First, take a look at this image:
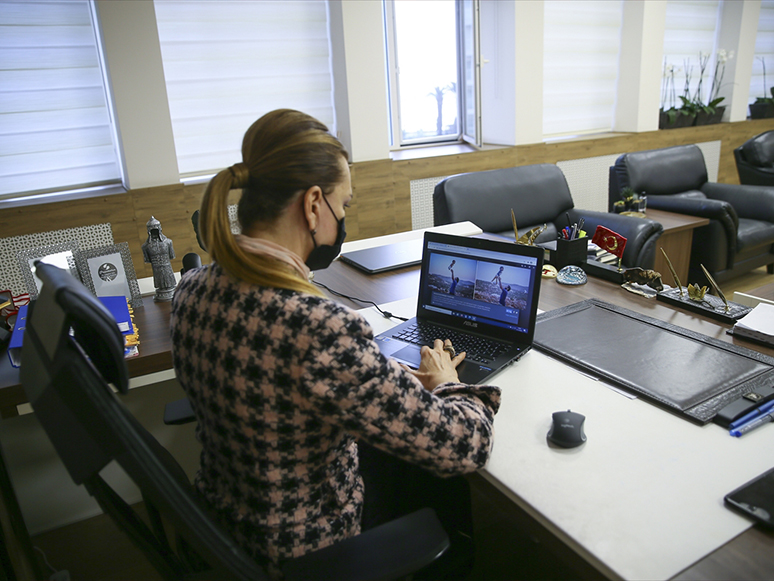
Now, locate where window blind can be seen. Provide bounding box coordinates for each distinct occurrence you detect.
[661,0,720,110]
[543,0,623,138]
[154,0,336,177]
[750,0,774,104]
[0,0,121,200]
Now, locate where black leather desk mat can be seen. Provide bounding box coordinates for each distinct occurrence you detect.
[534,299,774,424]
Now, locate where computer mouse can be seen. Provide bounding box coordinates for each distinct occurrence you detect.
[547,410,586,448]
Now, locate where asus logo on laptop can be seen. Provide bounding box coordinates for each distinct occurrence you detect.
[463,321,478,328]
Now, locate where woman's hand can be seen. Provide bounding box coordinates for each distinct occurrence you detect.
[404,339,466,390]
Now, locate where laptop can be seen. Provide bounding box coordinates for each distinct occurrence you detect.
[375,232,544,384]
[339,238,423,274]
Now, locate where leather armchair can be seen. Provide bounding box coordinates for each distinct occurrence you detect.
[734,130,774,186]
[610,144,774,283]
[433,163,663,269]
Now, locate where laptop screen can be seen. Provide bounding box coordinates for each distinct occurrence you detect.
[417,233,543,339]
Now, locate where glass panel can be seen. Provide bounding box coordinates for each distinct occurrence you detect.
[155,0,335,176]
[392,0,459,144]
[661,0,720,110]
[543,0,624,137]
[0,0,121,198]
[751,0,774,104]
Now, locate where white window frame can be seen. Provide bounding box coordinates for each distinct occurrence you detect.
[384,0,480,149]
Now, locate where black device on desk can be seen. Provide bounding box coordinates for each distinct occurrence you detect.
[725,466,774,528]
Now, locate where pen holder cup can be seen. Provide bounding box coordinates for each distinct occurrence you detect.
[550,237,588,270]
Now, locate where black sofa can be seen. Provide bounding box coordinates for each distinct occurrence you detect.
[610,144,774,283]
[433,163,663,269]
[734,130,774,186]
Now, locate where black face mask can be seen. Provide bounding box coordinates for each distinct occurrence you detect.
[306,195,347,271]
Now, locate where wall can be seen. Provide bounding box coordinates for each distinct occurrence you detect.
[3,120,773,275]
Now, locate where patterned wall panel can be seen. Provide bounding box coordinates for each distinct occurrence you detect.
[0,224,114,296]
[409,176,447,230]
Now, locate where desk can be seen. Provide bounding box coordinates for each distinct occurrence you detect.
[646,209,710,284]
[2,235,773,580]
[0,300,172,419]
[316,258,774,581]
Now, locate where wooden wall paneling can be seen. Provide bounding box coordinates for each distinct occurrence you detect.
[5,120,774,258]
[0,193,134,239]
[350,160,398,239]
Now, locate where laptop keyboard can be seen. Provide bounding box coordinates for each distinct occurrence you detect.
[391,322,514,364]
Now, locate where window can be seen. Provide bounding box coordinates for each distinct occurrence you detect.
[750,0,774,104]
[154,0,336,177]
[543,0,624,138]
[661,0,720,111]
[384,0,479,147]
[0,0,121,200]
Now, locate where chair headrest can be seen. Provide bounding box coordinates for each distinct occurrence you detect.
[434,164,574,231]
[614,144,707,196]
[33,262,129,393]
[741,131,774,168]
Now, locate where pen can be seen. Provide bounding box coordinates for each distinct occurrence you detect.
[728,400,774,430]
[566,212,572,229]
[730,411,774,437]
[578,218,585,236]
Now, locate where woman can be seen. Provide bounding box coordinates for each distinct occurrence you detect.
[170,109,501,577]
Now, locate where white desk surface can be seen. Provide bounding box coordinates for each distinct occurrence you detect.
[359,297,774,581]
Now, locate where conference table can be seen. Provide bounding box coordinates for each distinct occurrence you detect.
[1,224,773,580]
[312,236,774,581]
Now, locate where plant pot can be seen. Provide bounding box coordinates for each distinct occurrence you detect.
[694,106,725,126]
[659,109,695,129]
[750,102,774,119]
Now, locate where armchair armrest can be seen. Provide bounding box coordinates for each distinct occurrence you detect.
[646,194,738,260]
[701,182,774,223]
[566,209,663,268]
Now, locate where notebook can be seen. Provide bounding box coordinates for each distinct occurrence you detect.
[339,238,424,274]
[374,232,544,384]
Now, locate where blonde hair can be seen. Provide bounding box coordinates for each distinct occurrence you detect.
[199,109,349,295]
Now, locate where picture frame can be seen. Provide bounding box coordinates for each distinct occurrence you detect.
[17,240,85,301]
[80,242,144,308]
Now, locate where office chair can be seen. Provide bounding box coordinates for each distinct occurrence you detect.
[735,130,774,186]
[610,144,774,283]
[20,263,450,581]
[434,163,663,268]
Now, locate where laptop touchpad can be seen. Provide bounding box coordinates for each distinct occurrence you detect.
[392,345,423,369]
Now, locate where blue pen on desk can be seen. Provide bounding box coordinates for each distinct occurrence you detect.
[730,411,774,437]
[729,400,774,430]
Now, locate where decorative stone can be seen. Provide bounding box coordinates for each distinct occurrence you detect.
[542,264,558,279]
[556,265,587,286]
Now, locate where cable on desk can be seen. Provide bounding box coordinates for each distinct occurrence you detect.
[313,281,409,321]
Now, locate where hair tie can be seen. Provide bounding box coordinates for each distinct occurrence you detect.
[229,162,251,189]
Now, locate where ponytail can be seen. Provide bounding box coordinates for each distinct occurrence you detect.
[199,164,323,296]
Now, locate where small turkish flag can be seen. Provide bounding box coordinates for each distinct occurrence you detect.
[592,226,627,259]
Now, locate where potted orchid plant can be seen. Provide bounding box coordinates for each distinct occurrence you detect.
[750,57,774,119]
[659,61,694,129]
[660,50,732,129]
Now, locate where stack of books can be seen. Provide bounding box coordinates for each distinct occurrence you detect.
[731,302,774,346]
[7,296,140,367]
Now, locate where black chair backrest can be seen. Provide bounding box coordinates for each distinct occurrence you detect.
[740,130,774,168]
[21,263,267,580]
[612,144,708,197]
[433,163,574,231]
